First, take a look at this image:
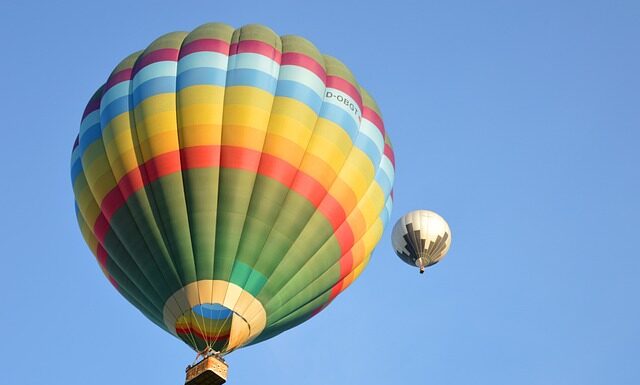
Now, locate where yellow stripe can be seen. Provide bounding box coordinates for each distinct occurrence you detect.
[221,124,267,150]
[101,113,139,181]
[262,134,306,165]
[224,86,274,111]
[73,176,102,234]
[270,96,318,129]
[177,85,225,148]
[327,178,357,213]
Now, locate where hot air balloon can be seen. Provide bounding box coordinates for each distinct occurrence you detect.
[391,210,451,274]
[70,22,395,383]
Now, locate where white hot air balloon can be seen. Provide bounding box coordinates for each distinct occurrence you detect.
[391,210,452,274]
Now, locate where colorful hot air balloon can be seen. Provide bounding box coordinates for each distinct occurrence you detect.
[391,210,451,274]
[70,23,395,359]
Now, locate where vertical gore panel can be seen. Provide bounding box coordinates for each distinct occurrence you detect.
[213,25,282,285]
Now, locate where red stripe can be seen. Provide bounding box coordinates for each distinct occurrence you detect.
[327,76,363,112]
[132,48,180,76]
[94,145,358,261]
[334,225,355,257]
[290,172,327,208]
[329,277,345,301]
[105,68,133,92]
[82,90,102,120]
[176,327,230,342]
[101,186,126,221]
[179,38,230,58]
[96,244,109,269]
[329,253,361,302]
[311,302,330,318]
[258,152,297,187]
[96,245,118,289]
[363,107,385,138]
[317,195,346,232]
[143,150,182,182]
[181,145,221,170]
[384,144,395,168]
[118,169,144,204]
[281,52,326,81]
[221,146,261,170]
[94,212,111,243]
[230,40,282,63]
[100,150,181,222]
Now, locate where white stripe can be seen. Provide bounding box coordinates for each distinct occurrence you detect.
[227,53,279,78]
[380,158,394,185]
[80,110,100,136]
[359,119,384,152]
[132,61,177,90]
[324,87,362,122]
[177,51,229,73]
[279,65,325,97]
[100,81,130,110]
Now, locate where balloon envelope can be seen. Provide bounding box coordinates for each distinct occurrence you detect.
[391,210,451,271]
[70,23,395,354]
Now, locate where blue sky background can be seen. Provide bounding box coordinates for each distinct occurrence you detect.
[1,1,639,384]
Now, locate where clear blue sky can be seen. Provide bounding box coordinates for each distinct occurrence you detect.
[1,1,639,384]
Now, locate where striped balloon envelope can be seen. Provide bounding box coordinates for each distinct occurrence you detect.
[70,23,395,355]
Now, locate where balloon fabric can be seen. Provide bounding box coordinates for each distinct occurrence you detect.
[70,23,395,354]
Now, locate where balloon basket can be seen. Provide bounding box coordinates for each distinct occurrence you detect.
[185,355,228,385]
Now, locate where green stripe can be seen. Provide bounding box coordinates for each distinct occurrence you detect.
[75,211,165,329]
[256,210,341,307]
[266,262,341,323]
[213,169,257,282]
[183,22,234,45]
[181,168,220,281]
[253,289,332,344]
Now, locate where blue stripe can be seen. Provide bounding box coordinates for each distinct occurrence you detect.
[226,68,277,93]
[380,197,393,227]
[375,169,393,197]
[319,103,358,140]
[78,123,101,154]
[71,159,83,182]
[193,304,233,320]
[276,80,323,113]
[355,135,382,167]
[100,96,129,128]
[176,67,227,90]
[132,76,176,107]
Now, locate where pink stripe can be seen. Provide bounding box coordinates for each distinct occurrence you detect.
[94,213,110,243]
[384,144,395,168]
[132,48,179,76]
[179,38,230,58]
[230,40,282,63]
[105,68,133,92]
[363,107,385,137]
[326,76,363,111]
[96,245,118,289]
[333,223,355,256]
[281,52,326,81]
[82,91,102,120]
[96,244,109,269]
